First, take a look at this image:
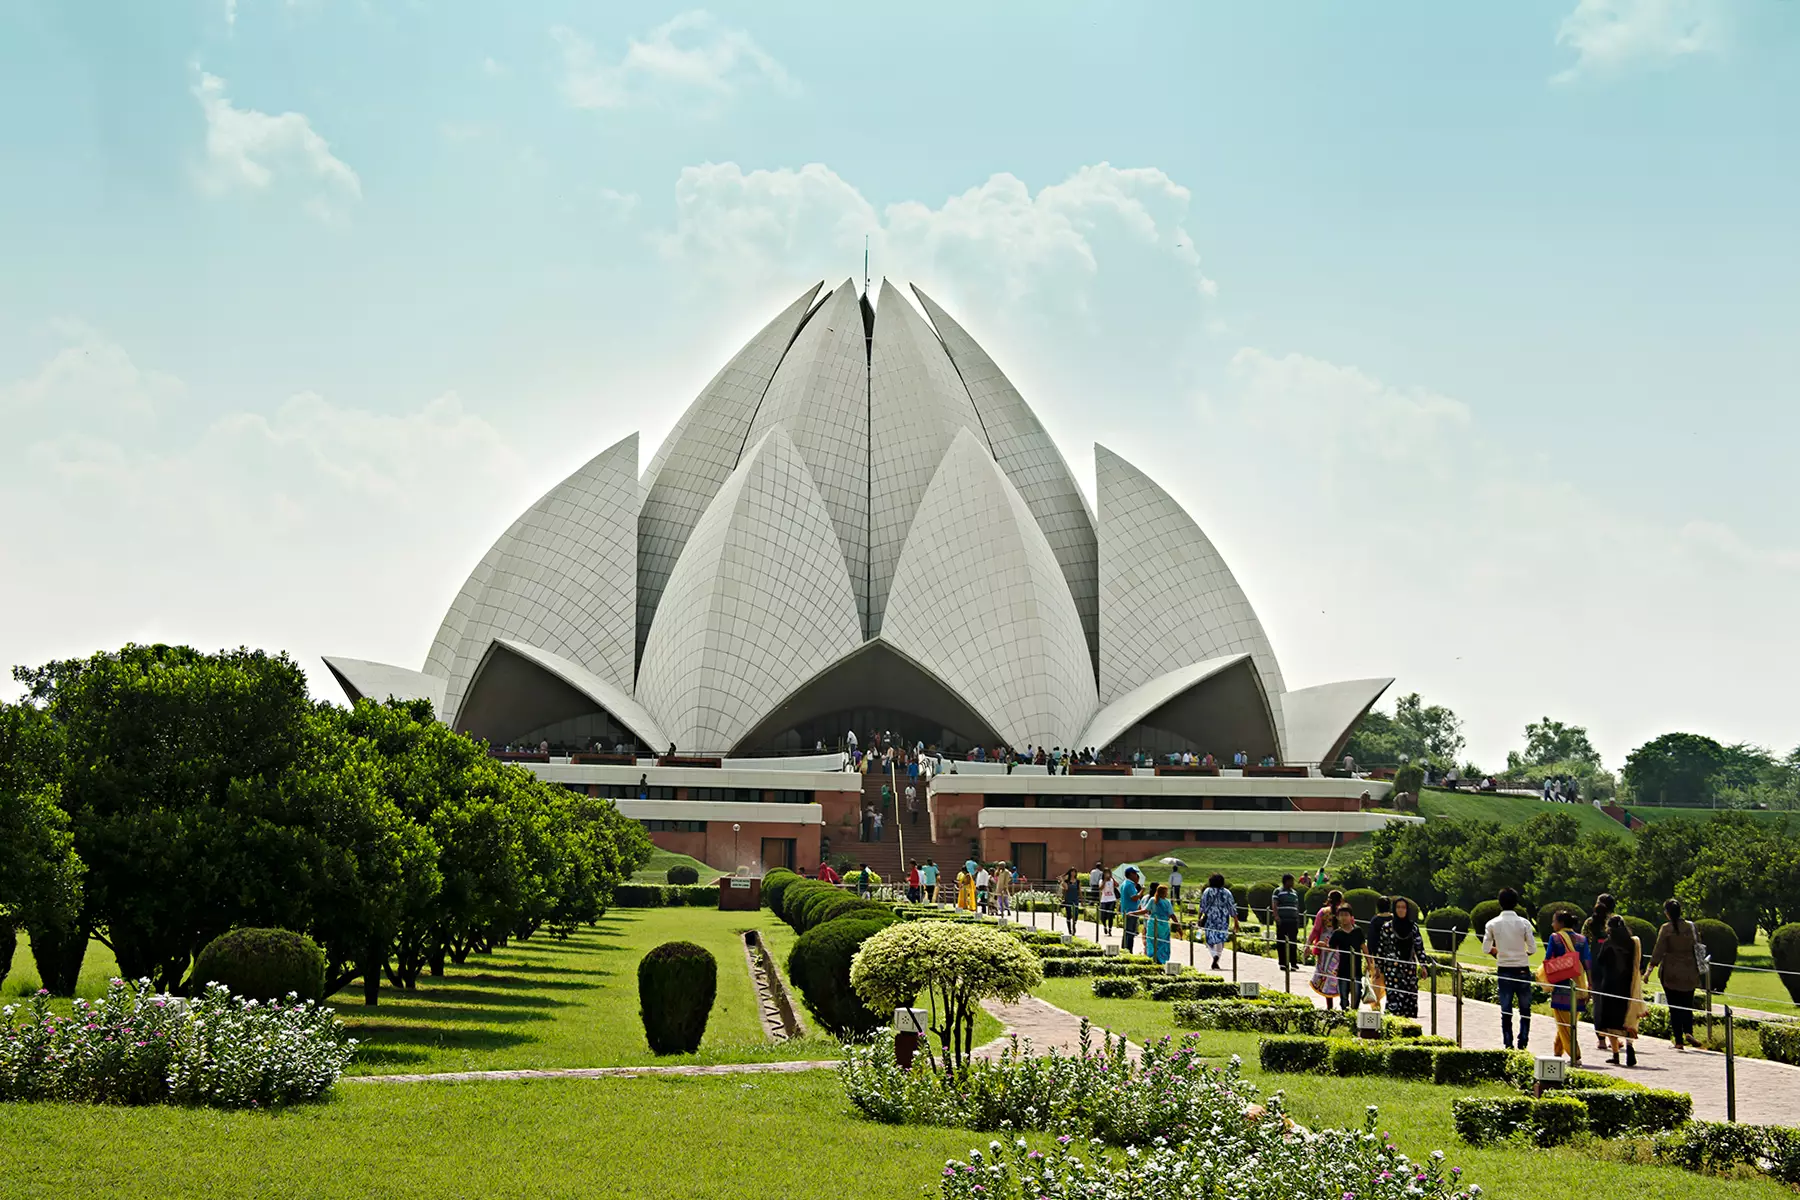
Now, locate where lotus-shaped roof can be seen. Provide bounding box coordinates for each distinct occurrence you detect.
[325,280,1389,763]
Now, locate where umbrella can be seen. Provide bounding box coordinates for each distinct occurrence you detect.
[1159,856,1186,868]
[1111,862,1142,883]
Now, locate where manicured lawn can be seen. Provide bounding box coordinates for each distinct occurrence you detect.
[1033,978,1794,1200]
[633,848,732,882]
[1419,788,1629,836]
[0,1070,983,1200]
[1,933,122,1002]
[1098,845,1370,889]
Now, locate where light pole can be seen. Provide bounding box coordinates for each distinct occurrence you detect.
[1079,829,1092,942]
[732,822,741,871]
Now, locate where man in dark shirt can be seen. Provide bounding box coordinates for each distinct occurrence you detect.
[1328,904,1366,1010]
[1272,874,1304,971]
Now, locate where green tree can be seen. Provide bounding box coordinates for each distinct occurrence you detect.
[1675,816,1800,940]
[850,921,1042,1069]
[1356,818,1474,909]
[1507,717,1604,772]
[0,703,84,963]
[1343,692,1465,765]
[1622,732,1726,808]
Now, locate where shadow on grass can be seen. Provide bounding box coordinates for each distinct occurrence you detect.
[338,1002,555,1026]
[346,1045,432,1068]
[341,1022,539,1054]
[393,986,574,1009]
[457,972,602,992]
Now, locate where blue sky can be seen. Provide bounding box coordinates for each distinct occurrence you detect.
[2,0,1795,769]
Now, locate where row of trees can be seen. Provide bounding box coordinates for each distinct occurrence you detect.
[0,645,652,1003]
[1345,808,1800,940]
[1345,693,1799,810]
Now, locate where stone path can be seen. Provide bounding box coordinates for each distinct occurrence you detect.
[1010,907,1800,1127]
[347,1060,838,1085]
[976,994,1139,1061]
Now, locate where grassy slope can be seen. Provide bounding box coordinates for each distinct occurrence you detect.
[1032,978,1793,1200]
[1628,806,1795,828]
[632,848,733,882]
[1418,788,1628,836]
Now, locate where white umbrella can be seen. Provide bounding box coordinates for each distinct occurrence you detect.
[1111,862,1143,883]
[1159,856,1185,868]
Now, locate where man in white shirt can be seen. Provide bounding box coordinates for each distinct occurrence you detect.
[1088,863,1104,898]
[1169,867,1184,901]
[1481,886,1538,1050]
[975,866,992,914]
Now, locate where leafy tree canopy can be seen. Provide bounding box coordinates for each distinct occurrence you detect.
[1622,732,1726,807]
[1506,717,1603,772]
[1343,692,1465,766]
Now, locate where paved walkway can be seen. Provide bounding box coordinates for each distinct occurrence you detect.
[1004,908,1800,1126]
[347,1060,838,1084]
[977,994,1139,1061]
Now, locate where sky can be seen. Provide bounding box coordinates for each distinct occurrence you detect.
[1,0,1796,771]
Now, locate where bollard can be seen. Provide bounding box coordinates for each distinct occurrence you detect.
[1429,959,1438,1037]
[1453,960,1464,1048]
[1232,935,1238,983]
[1725,1005,1736,1122]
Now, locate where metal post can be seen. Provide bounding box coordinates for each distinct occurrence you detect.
[1725,1005,1736,1122]
[1453,959,1464,1048]
[1232,933,1239,982]
[1706,978,1715,1044]
[1430,959,1438,1037]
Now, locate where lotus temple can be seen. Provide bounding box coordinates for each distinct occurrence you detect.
[324,279,1409,878]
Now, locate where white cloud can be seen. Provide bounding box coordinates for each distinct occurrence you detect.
[0,320,184,421]
[481,56,507,78]
[191,70,362,218]
[653,161,1214,312]
[1554,0,1723,81]
[224,0,237,30]
[553,11,796,112]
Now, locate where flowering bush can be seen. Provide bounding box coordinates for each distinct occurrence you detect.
[938,1110,1480,1200]
[850,922,1042,1067]
[1,978,355,1107]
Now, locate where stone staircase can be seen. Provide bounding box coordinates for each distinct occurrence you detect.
[835,769,971,891]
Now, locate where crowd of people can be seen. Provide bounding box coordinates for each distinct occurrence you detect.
[835,727,1276,778]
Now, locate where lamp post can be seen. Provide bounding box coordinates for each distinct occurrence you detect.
[1080,829,1092,942]
[732,822,741,871]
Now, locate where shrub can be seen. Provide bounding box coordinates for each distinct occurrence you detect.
[191,927,326,1003]
[1246,880,1276,921]
[1770,924,1800,1004]
[612,883,721,908]
[1531,1096,1590,1146]
[1258,1035,1330,1074]
[665,864,700,885]
[1621,914,1658,952]
[1567,1087,1691,1137]
[0,979,353,1107]
[1303,885,1335,915]
[1343,888,1381,923]
[1039,957,1160,978]
[1655,1121,1800,1187]
[1091,976,1141,999]
[1470,900,1501,940]
[850,921,1042,1067]
[1425,907,1470,954]
[1173,997,1328,1036]
[781,879,831,929]
[1386,1043,1437,1079]
[1453,1096,1586,1147]
[637,941,717,1055]
[1146,977,1239,1002]
[787,917,892,1037]
[1432,1048,1510,1086]
[1760,1021,1800,1066]
[1724,907,1759,947]
[1326,1039,1388,1076]
[1535,900,1587,942]
[760,868,799,914]
[1385,1016,1424,1039]
[1393,763,1425,797]
[1693,918,1738,991]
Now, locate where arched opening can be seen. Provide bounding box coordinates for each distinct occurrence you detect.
[456,641,657,753]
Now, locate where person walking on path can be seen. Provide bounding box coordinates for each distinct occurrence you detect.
[1272,875,1304,973]
[1328,903,1367,1009]
[1593,914,1645,1066]
[1060,869,1082,935]
[1119,868,1144,955]
[855,863,874,898]
[1375,897,1426,1018]
[871,809,884,842]
[1482,887,1537,1051]
[1088,862,1105,903]
[1144,883,1177,964]
[1366,896,1393,1007]
[1539,907,1589,1067]
[921,859,939,904]
[1169,866,1185,901]
[993,863,1013,917]
[905,783,919,826]
[1099,874,1118,934]
[1197,873,1237,971]
[956,868,976,912]
[906,860,922,904]
[1307,889,1344,967]
[1582,893,1618,1053]
[1647,898,1706,1051]
[975,864,992,915]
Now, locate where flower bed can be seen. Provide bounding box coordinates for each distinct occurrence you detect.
[1,979,355,1107]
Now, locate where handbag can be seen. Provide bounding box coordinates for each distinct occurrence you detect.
[1690,921,1711,982]
[1542,931,1582,984]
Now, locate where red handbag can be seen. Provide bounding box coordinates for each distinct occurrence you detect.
[1542,932,1582,983]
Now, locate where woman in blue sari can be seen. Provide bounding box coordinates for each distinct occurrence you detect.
[1145,884,1176,964]
[1198,873,1238,972]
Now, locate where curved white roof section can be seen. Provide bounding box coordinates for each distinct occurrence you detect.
[883,428,1098,750]
[433,431,640,728]
[636,427,864,752]
[487,638,671,751]
[1095,444,1287,749]
[321,656,448,714]
[1077,654,1254,753]
[866,279,989,636]
[637,282,823,662]
[1280,677,1394,765]
[742,282,872,632]
[912,284,1099,668]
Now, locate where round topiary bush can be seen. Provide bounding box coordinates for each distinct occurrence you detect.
[1246,880,1277,922]
[787,916,893,1036]
[1770,923,1800,1004]
[191,927,326,1002]
[761,868,799,914]
[1343,889,1382,923]
[1425,906,1471,955]
[1536,901,1587,943]
[781,880,831,930]
[1622,915,1659,955]
[800,888,876,933]
[665,864,700,885]
[1470,900,1502,940]
[1693,919,1739,992]
[638,941,717,1055]
[1303,885,1337,915]
[1723,908,1759,948]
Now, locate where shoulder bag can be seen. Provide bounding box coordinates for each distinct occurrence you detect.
[1542,931,1583,983]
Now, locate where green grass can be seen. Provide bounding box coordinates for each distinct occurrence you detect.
[1418,788,1629,836]
[0,1070,985,1200]
[632,848,732,883]
[1112,845,1369,888]
[1627,806,1796,828]
[1,933,122,1002]
[1032,977,1793,1200]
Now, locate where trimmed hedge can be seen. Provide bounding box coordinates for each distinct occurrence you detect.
[1145,977,1240,1003]
[1325,1039,1388,1076]
[1040,957,1161,978]
[1693,918,1738,991]
[1770,923,1800,1004]
[1568,1087,1692,1137]
[638,941,716,1055]
[761,868,799,914]
[1343,888,1381,923]
[1622,914,1658,951]
[787,916,892,1036]
[1303,885,1336,915]
[1536,900,1587,942]
[1246,880,1277,921]
[1090,976,1143,999]
[614,883,721,908]
[1425,907,1470,954]
[1453,1095,1587,1147]
[191,927,326,1002]
[1385,1043,1437,1080]
[1470,900,1501,940]
[1175,997,1326,1036]
[1655,1121,1800,1186]
[1432,1048,1511,1086]
[665,864,700,885]
[1258,1035,1330,1074]
[1760,1021,1800,1066]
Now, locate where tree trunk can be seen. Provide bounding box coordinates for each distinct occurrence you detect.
[0,924,16,992]
[428,946,445,977]
[361,943,384,1006]
[26,920,88,996]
